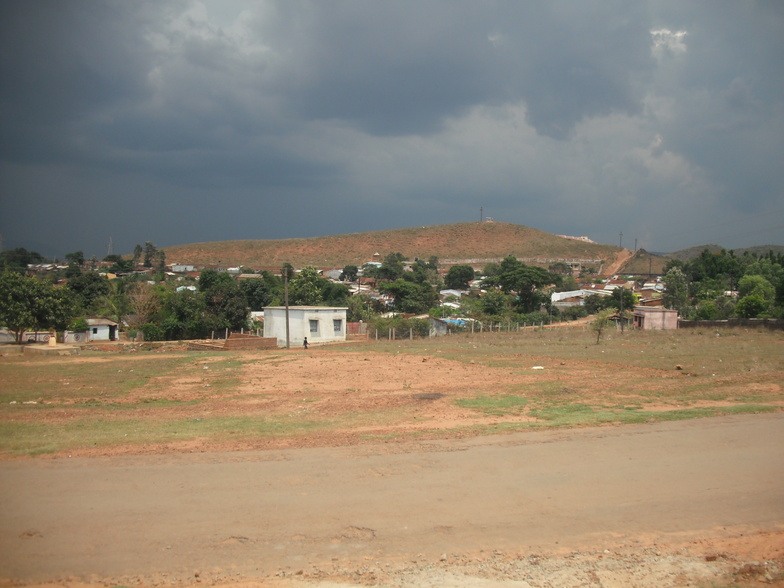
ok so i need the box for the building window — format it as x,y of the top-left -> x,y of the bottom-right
309,319 -> 319,333
333,319 -> 342,333
92,328 -> 98,334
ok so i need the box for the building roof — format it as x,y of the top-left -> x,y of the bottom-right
86,318 -> 118,326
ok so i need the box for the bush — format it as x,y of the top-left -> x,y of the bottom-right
67,318 -> 89,332
559,306 -> 588,321
140,323 -> 165,341
368,316 -> 430,339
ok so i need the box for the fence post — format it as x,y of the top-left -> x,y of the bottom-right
410,328 -> 413,340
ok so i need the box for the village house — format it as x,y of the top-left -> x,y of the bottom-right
632,306 -> 679,330
64,318 -> 119,343
263,306 -> 348,347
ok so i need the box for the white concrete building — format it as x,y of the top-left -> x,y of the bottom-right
263,306 -> 348,347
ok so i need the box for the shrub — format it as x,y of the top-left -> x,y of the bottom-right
67,318 -> 89,332
140,323 -> 165,341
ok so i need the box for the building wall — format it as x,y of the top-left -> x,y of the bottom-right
633,307 -> 678,330
263,306 -> 348,346
89,325 -> 113,341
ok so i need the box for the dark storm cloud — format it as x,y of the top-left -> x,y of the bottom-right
262,1 -> 653,138
0,0 -> 782,258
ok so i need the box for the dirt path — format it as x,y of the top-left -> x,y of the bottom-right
602,248 -> 636,276
1,413 -> 783,587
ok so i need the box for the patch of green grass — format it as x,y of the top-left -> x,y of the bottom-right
0,415 -> 326,457
455,394 -> 528,416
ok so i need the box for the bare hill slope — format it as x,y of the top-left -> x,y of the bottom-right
163,222 -> 621,270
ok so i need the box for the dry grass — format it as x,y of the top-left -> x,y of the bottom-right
0,327 -> 781,457
161,221 -> 621,269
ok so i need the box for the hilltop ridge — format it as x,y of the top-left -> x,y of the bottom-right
162,222 -> 623,270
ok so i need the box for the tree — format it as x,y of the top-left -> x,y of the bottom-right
240,272 -> 281,310
591,309 -> 615,344
0,272 -> 75,343
480,289 -> 510,316
662,267 -> 690,315
735,294 -> 768,318
379,279 -> 438,314
126,281 -> 161,327
198,269 -> 249,331
0,248 -> 46,273
132,244 -> 143,267
486,256 -> 555,313
103,254 -> 133,273
67,271 -> 111,312
143,242 -> 158,267
584,293 -> 610,315
289,266 -> 324,306
378,253 -> 406,282
608,287 -> 635,312
65,251 -> 85,266
340,265 -> 359,282
737,275 -> 775,302
161,289 -> 210,340
444,265 -> 475,290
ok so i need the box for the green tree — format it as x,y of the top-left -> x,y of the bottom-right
143,241 -> 157,267
379,279 -> 438,314
608,287 -> 636,312
486,256 -> 556,313
735,294 -> 768,318
444,265 -> 475,290
591,309 -> 615,344
240,272 -> 281,310
360,263 -> 380,279
103,254 -> 133,273
198,269 -> 249,331
67,271 -> 112,312
340,265 -> 359,282
0,272 -> 76,343
289,266 -> 324,306
584,293 -> 611,314
161,289 -> 210,339
662,267 -> 690,315
0,248 -> 46,273
65,251 -> 85,266
378,253 -> 406,282
132,244 -> 143,267
480,288 -> 510,316
737,274 -> 775,302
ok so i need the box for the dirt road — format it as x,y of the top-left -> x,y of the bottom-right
1,413 -> 783,587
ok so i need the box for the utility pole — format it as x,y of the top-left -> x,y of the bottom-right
283,266 -> 290,349
619,231 -> 623,249
480,207 -> 483,223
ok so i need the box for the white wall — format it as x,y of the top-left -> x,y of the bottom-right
264,307 -> 348,346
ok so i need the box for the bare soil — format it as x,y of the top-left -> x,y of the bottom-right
1,345 -> 783,587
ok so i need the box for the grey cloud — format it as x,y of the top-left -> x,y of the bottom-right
1,0 -> 782,258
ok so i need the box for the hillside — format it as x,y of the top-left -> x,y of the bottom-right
618,249 -> 671,276
162,222 -> 622,271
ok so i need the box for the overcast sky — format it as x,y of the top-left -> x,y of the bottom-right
1,1 -> 783,260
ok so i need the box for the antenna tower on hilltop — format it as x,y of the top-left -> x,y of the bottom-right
107,237 -> 113,257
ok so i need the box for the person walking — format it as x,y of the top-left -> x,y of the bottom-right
303,337 -> 309,350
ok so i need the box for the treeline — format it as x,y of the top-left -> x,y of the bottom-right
660,249 -> 784,319
0,245 -> 586,341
